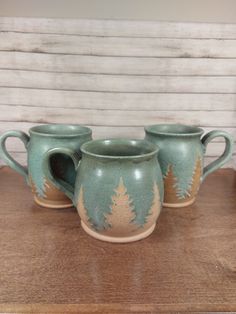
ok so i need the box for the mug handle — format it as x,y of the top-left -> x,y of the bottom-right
43,147 -> 81,202
201,130 -> 234,181
0,130 -> 30,182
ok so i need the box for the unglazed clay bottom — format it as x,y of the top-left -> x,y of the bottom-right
163,197 -> 196,208
34,196 -> 73,209
81,221 -> 156,243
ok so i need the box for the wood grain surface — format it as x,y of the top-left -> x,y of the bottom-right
0,17 -> 235,169
0,166 -> 236,313
2,52 -> 236,76
2,32 -> 236,58
1,18 -> 236,38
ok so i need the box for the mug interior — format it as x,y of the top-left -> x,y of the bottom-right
145,124 -> 204,136
81,139 -> 158,159
30,124 -> 92,137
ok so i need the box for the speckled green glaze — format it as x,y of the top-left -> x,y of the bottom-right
145,124 -> 234,207
43,139 -> 164,243
0,124 -> 92,208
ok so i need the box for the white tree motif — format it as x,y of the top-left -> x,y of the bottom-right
106,178 -> 136,234
77,186 -> 108,230
145,181 -> 161,227
77,186 -> 89,223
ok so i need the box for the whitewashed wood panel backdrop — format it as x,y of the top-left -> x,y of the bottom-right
0,17 -> 235,168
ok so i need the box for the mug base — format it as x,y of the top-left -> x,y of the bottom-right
163,197 -> 196,208
34,196 -> 73,209
81,221 -> 156,243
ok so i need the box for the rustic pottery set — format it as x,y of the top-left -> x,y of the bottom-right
0,124 -> 234,243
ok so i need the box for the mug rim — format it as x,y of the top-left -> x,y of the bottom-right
29,124 -> 92,138
81,138 -> 159,160
145,124 -> 204,137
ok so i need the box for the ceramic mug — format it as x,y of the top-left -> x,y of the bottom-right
0,124 -> 92,208
43,139 -> 164,243
145,124 -> 234,208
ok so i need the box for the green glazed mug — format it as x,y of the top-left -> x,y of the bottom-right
0,124 -> 92,208
145,124 -> 234,208
43,139 -> 164,243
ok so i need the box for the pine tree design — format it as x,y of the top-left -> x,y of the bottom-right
29,175 -> 37,195
163,164 -> 180,204
145,181 -> 161,227
189,156 -> 202,197
30,175 -> 70,202
43,178 -> 70,201
174,155 -> 203,200
77,186 -> 108,231
106,177 -> 137,235
29,175 -> 46,198
77,186 -> 89,224
164,156 -> 202,203
29,172 -> 46,198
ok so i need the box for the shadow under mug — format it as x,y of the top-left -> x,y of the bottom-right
145,124 -> 234,208
0,124 -> 92,208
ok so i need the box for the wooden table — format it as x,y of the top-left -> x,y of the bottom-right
0,167 -> 236,313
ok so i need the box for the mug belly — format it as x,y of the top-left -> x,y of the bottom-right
77,177 -> 161,243
76,159 -> 163,243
